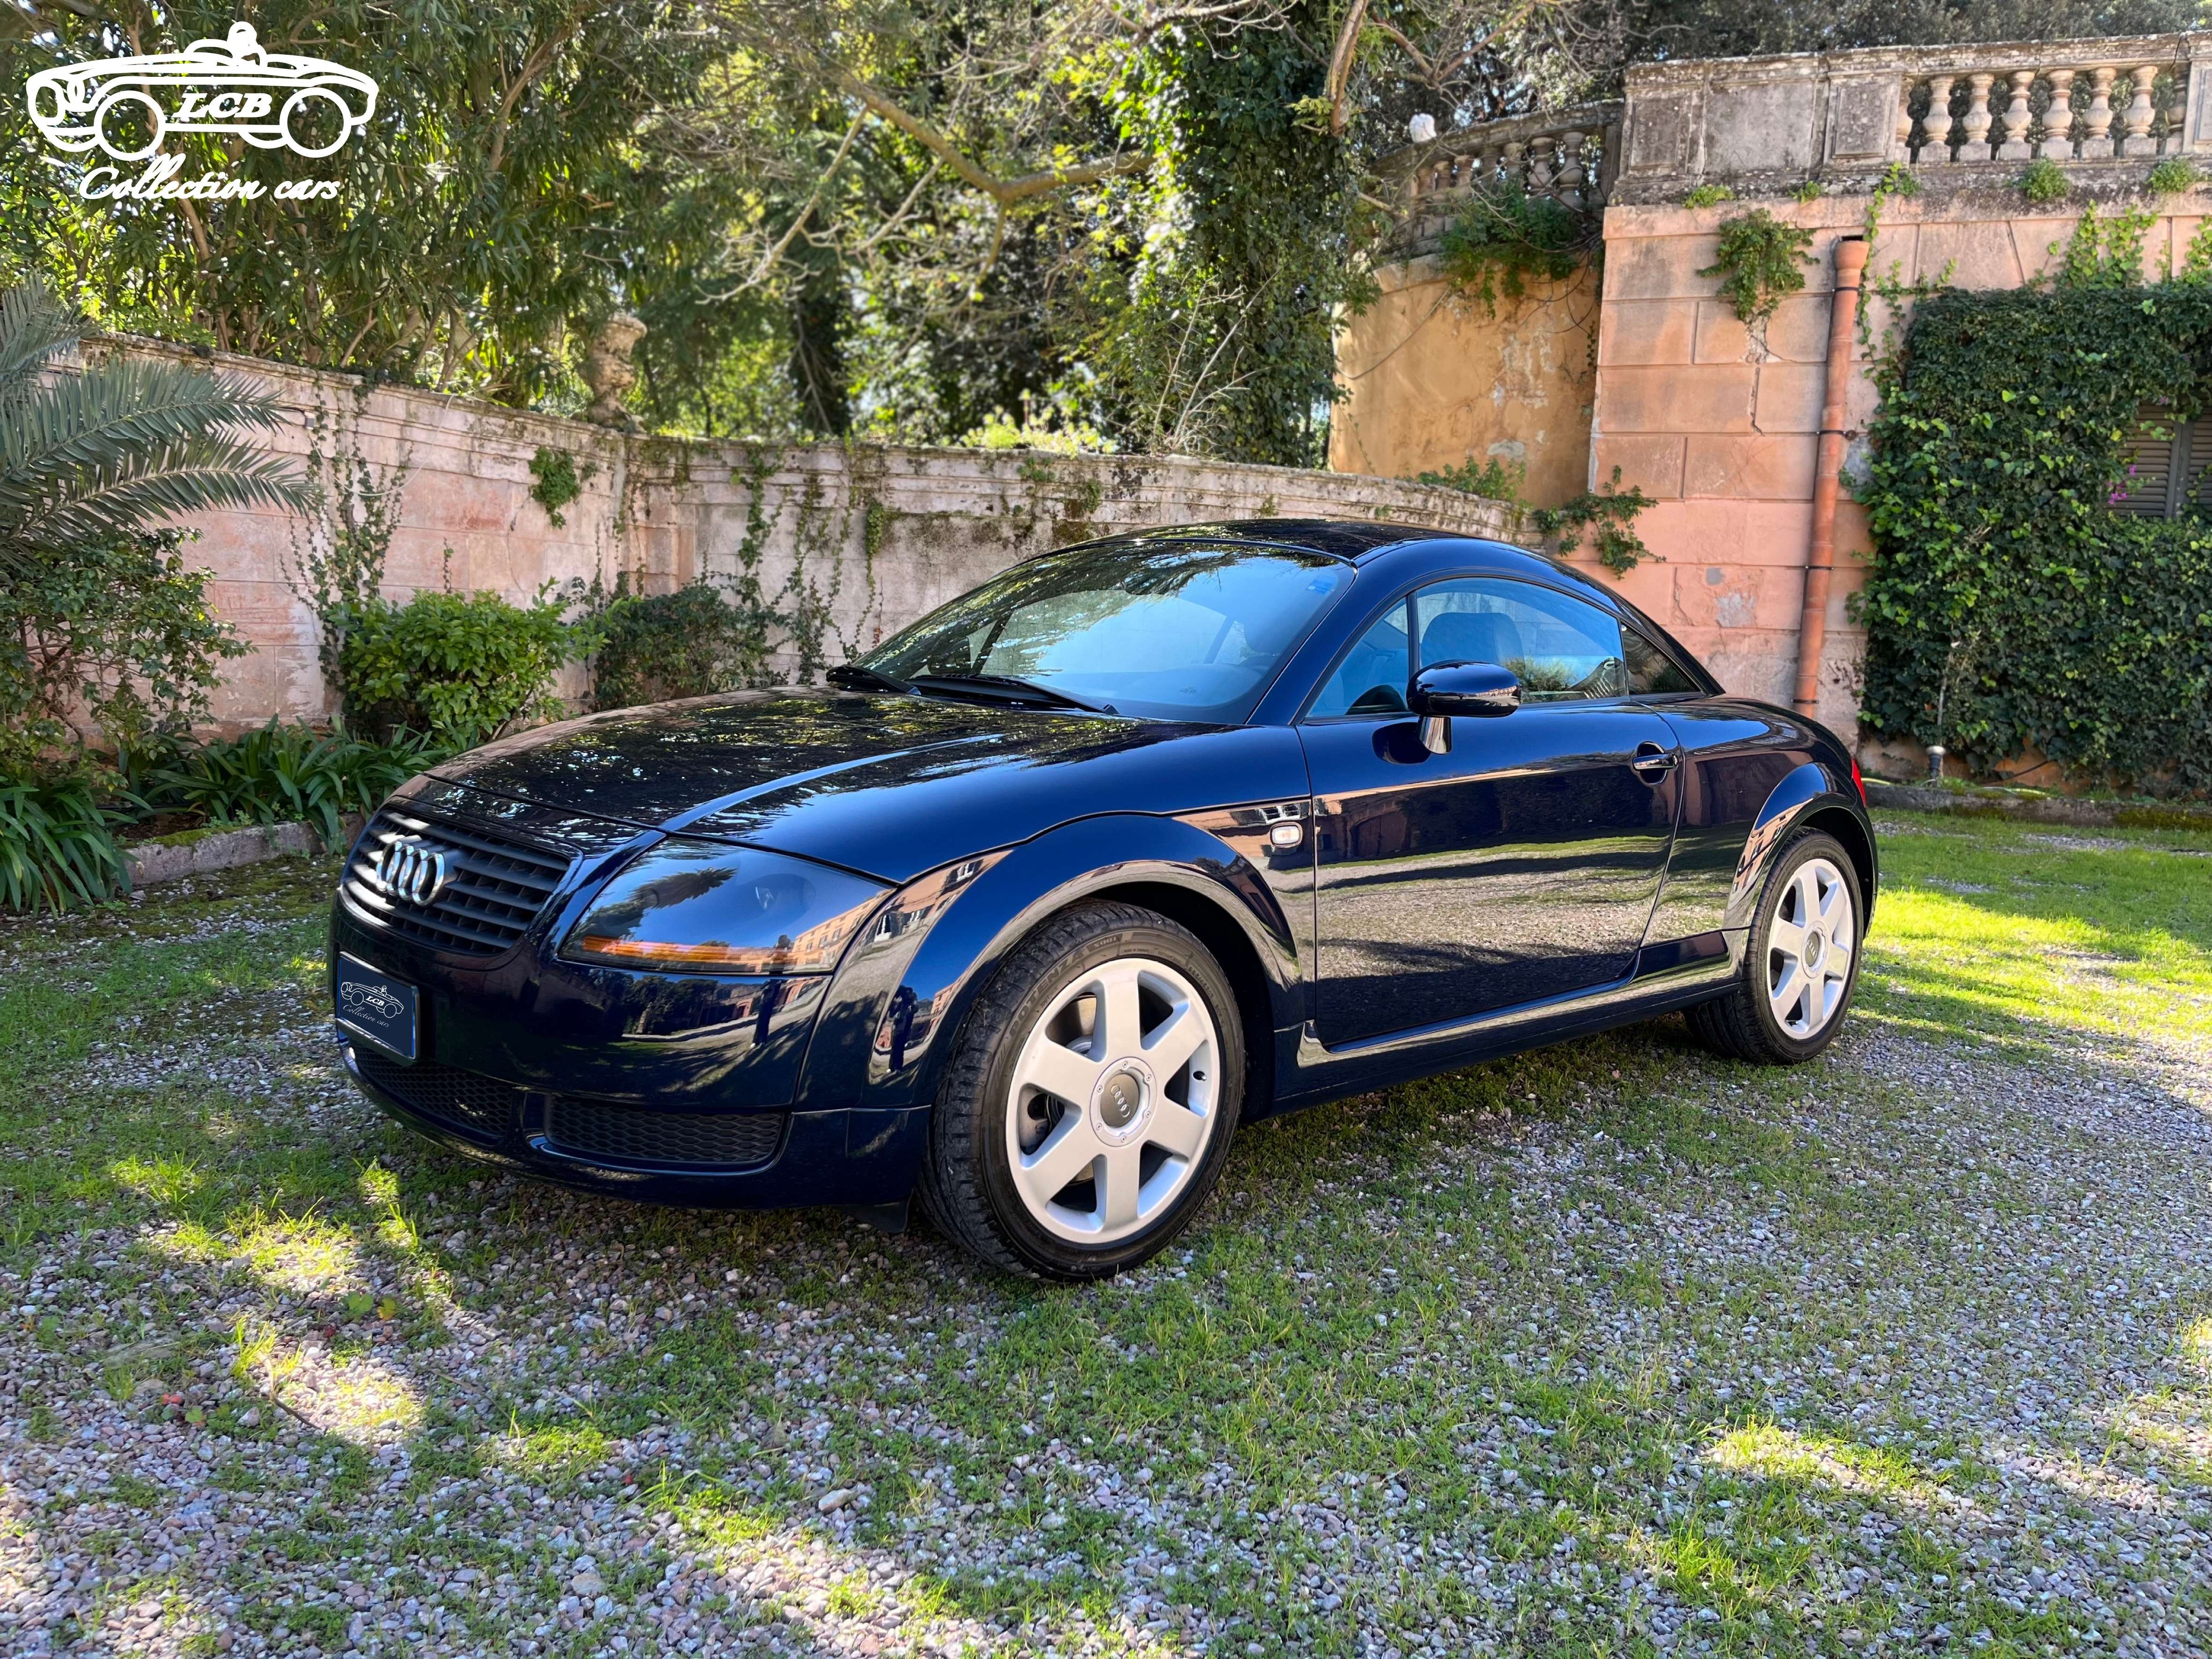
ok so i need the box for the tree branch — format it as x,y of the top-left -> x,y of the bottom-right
828,66 -> 1148,206
1323,0 -> 1372,135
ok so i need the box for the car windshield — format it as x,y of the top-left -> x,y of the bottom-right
859,540 -> 1354,723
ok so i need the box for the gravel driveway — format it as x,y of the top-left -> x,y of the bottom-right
1,812 -> 2207,1658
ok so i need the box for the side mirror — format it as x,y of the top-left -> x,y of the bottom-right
1407,661 -> 1520,754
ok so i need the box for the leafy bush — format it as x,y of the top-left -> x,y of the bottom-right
1699,210 -> 1815,325
1437,187 -> 1594,315
2020,158 -> 2070,205
141,722 -> 447,848
0,530 -> 247,775
528,447 -> 595,528
1857,282 -> 2212,791
2148,156 -> 2204,196
336,590 -> 574,745
587,580 -> 771,711
0,772 -> 127,913
1410,457 -> 1526,502
1682,184 -> 1735,209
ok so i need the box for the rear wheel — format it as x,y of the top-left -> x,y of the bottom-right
1687,828 -> 1862,1065
919,902 -> 1242,1280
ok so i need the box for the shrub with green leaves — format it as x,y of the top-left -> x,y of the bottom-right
0,530 -> 246,776
336,590 -> 574,745
141,722 -> 449,848
1437,187 -> 1594,315
0,772 -> 126,913
588,580 -> 771,711
2020,158 -> 2070,205
1858,282 -> 2212,791
1532,468 -> 1658,577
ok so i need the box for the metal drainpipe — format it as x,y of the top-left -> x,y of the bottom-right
1793,234 -> 1868,719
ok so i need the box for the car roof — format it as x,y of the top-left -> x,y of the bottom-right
1094,518 -> 1506,562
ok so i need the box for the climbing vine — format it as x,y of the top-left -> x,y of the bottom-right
1436,186 -> 1597,315
1856,275 -> 2212,792
1699,210 -> 1815,326
527,445 -> 596,529
1531,468 -> 1657,578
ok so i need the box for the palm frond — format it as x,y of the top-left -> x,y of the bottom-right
0,355 -> 305,541
5,436 -> 308,547
0,277 -> 87,410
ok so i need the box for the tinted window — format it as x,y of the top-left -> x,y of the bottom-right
1623,625 -> 1697,695
862,541 -> 1352,723
1305,601 -> 1412,718
1414,578 -> 1629,700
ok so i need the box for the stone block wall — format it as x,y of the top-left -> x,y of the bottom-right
121,337 -> 1515,729
1328,261 -> 1597,510
1589,191 -> 2202,739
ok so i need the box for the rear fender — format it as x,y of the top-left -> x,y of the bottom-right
1726,761 -> 1873,931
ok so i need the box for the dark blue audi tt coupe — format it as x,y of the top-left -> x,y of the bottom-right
332,522 -> 1874,1279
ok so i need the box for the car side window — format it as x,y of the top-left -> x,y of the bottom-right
1305,600 -> 1412,718
1413,577 -> 1630,701
1623,625 -> 1698,695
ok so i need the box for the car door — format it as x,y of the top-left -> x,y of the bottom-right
1301,575 -> 1687,1046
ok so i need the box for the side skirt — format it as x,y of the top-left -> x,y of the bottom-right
1268,930 -> 1744,1113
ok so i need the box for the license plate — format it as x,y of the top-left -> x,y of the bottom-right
336,954 -> 419,1062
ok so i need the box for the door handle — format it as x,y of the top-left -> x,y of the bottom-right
1631,741 -> 1678,781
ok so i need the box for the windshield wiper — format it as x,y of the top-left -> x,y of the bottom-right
907,673 -> 1113,714
825,662 -> 913,695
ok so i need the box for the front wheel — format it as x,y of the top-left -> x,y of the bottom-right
1687,828 -> 1863,1065
920,902 -> 1243,1280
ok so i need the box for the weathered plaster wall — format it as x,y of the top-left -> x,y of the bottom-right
1588,192 -> 2200,739
131,337 -> 1515,728
1329,262 -> 1597,509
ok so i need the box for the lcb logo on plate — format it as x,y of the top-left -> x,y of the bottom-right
25,22 -> 375,200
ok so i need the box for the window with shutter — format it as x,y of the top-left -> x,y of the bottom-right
2112,406 -> 2211,518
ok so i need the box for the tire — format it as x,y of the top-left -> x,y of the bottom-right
1686,828 -> 1864,1065
919,902 -> 1243,1281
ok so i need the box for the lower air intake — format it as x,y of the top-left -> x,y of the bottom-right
545,1099 -> 785,1170
353,1049 -> 520,1143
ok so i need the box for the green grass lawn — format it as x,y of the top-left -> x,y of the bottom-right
0,810 -> 2206,1658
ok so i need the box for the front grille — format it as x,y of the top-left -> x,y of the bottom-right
343,808 -> 571,957
545,1099 -> 785,1170
354,1049 -> 522,1143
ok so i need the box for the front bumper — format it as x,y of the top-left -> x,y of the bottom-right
341,1038 -> 928,1209
329,779 -> 931,1211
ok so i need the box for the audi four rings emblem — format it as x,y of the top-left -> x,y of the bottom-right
370,838 -> 453,907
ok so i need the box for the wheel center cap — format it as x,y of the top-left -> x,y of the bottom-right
1091,1057 -> 1156,1144
1804,929 -> 1826,968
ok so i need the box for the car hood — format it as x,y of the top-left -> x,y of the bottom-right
427,689 -> 1307,884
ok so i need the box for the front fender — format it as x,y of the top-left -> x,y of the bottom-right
797,812 -> 1300,1116
1725,762 -> 1875,931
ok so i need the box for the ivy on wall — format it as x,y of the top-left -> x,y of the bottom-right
1856,269 -> 2212,792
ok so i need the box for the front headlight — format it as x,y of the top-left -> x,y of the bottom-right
560,841 -> 888,975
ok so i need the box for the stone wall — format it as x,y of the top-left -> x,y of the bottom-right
130,338 -> 1513,729
1328,261 -> 1597,510
1590,192 -> 2203,741
1342,29 -> 2212,746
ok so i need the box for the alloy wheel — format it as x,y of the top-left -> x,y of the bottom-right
1765,855 -> 1855,1040
1003,955 -> 1221,1245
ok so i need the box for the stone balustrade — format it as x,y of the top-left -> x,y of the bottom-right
1383,104 -> 1623,258
1583,31 -> 2212,205
1899,47 -> 2190,165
